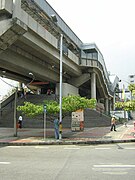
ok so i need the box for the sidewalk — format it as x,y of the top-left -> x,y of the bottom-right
0,120 -> 135,145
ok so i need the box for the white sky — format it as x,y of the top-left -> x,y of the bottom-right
1,0 -> 135,97
0,78 -> 18,99
47,0 -> 135,82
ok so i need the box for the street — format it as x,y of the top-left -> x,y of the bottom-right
0,143 -> 135,180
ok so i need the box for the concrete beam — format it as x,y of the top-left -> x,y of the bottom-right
0,0 -> 13,15
68,73 -> 90,87
0,18 -> 27,53
12,0 -> 21,18
0,49 -> 60,82
91,72 -> 96,99
10,7 -> 81,77
20,32 -> 82,77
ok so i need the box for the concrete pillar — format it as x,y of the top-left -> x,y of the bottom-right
18,82 -> 23,91
113,93 -> 116,110
12,0 -> 21,18
55,84 -> 59,96
105,98 -> 109,114
0,0 -> 13,14
108,99 -> 111,114
108,99 -> 110,112
91,72 -> 96,99
56,83 -> 78,97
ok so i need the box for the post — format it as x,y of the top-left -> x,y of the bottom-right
113,95 -> 115,110
14,88 -> 18,137
91,72 -> 96,99
43,104 -> 47,140
59,34 -> 63,139
28,72 -> 35,85
12,0 -> 21,19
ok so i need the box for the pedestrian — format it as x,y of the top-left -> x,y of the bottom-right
20,88 -> 24,98
54,118 -> 59,139
128,111 -> 133,120
24,88 -> 27,99
124,119 -> 128,127
59,122 -> 62,140
110,116 -> 117,131
47,89 -> 51,95
18,115 -> 23,129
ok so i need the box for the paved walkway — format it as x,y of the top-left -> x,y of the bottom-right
0,120 -> 135,145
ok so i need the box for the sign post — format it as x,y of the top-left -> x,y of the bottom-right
14,87 -> 18,137
43,104 -> 47,140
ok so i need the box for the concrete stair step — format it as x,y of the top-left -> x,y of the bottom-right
0,95 -> 111,128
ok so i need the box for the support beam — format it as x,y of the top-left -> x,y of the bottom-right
0,18 -> 27,54
69,73 -> 90,87
91,72 -> 96,99
0,49 -> 60,82
0,0 -> 13,15
105,98 -> 109,114
12,0 -> 21,19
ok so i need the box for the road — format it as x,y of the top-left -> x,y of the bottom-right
0,143 -> 135,180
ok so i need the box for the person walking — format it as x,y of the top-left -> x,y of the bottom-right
18,115 -> 23,129
20,88 -> 24,98
110,116 -> 117,131
54,118 -> 59,139
59,122 -> 62,140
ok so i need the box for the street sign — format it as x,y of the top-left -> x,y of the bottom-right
43,104 -> 47,112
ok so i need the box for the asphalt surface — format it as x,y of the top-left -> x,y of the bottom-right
0,120 -> 135,145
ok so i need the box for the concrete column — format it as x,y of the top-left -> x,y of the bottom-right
18,82 -> 23,91
108,99 -> 110,112
113,93 -> 115,110
105,98 -> 109,114
110,98 -> 114,111
0,0 -> 13,14
12,0 -> 21,18
55,84 -> 59,96
91,72 -> 96,99
56,83 -> 78,96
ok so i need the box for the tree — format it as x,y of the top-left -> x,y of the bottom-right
17,95 -> 96,120
115,100 -> 135,111
115,83 -> 135,111
128,84 -> 135,97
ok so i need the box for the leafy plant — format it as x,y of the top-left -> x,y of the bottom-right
115,100 -> 135,111
17,95 -> 96,120
115,83 -> 135,111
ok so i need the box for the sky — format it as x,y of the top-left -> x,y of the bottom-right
0,78 -> 18,100
46,0 -> 135,84
0,0 -> 135,97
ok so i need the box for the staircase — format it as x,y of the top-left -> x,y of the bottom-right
0,93 -> 57,128
84,109 -> 111,128
0,94 -> 111,128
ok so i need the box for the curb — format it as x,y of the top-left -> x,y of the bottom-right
0,139 -> 135,146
